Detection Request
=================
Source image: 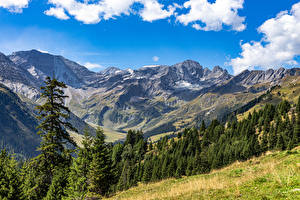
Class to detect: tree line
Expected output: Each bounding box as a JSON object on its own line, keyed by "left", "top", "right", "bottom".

{"left": 0, "top": 77, "right": 299, "bottom": 199}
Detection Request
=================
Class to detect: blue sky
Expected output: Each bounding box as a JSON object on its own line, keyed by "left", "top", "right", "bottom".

{"left": 0, "top": 0, "right": 299, "bottom": 74}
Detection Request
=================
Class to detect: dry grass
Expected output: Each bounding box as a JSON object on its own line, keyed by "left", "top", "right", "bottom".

{"left": 105, "top": 147, "right": 300, "bottom": 200}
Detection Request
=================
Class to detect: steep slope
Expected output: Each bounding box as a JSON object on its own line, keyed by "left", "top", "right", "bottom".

{"left": 0, "top": 52, "right": 40, "bottom": 99}
{"left": 236, "top": 75, "right": 300, "bottom": 121}
{"left": 0, "top": 82, "right": 97, "bottom": 157}
{"left": 0, "top": 84, "right": 40, "bottom": 157}
{"left": 105, "top": 147, "right": 300, "bottom": 200}
{"left": 9, "top": 49, "right": 97, "bottom": 88}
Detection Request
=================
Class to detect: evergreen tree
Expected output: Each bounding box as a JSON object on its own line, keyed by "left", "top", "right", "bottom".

{"left": 293, "top": 96, "right": 300, "bottom": 145}
{"left": 45, "top": 167, "right": 69, "bottom": 200}
{"left": 66, "top": 129, "right": 93, "bottom": 199}
{"left": 88, "top": 128, "right": 115, "bottom": 196}
{"left": 142, "top": 155, "right": 153, "bottom": 182}
{"left": 199, "top": 120, "right": 206, "bottom": 136}
{"left": 0, "top": 149, "right": 23, "bottom": 200}
{"left": 276, "top": 133, "right": 285, "bottom": 150}
{"left": 26, "top": 76, "right": 77, "bottom": 199}
{"left": 36, "top": 76, "right": 77, "bottom": 169}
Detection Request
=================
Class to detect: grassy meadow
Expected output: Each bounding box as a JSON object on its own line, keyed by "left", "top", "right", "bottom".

{"left": 105, "top": 147, "right": 300, "bottom": 200}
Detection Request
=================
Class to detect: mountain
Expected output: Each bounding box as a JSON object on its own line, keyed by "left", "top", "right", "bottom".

{"left": 0, "top": 52, "right": 40, "bottom": 99}
{"left": 0, "top": 83, "right": 40, "bottom": 157}
{"left": 1, "top": 49, "right": 300, "bottom": 139}
{"left": 8, "top": 50, "right": 97, "bottom": 88}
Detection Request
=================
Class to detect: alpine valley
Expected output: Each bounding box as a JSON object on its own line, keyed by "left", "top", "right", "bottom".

{"left": 1, "top": 49, "right": 300, "bottom": 155}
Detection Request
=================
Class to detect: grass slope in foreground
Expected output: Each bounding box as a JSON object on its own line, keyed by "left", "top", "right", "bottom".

{"left": 106, "top": 147, "right": 300, "bottom": 200}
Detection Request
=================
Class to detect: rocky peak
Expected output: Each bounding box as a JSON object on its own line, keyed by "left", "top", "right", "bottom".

{"left": 212, "top": 66, "right": 223, "bottom": 73}
{"left": 9, "top": 49, "right": 95, "bottom": 88}
{"left": 100, "top": 67, "right": 124, "bottom": 76}
{"left": 0, "top": 52, "right": 10, "bottom": 63}
{"left": 173, "top": 60, "right": 203, "bottom": 70}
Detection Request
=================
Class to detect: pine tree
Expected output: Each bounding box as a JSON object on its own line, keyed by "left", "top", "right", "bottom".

{"left": 35, "top": 76, "right": 77, "bottom": 169}
{"left": 45, "top": 166, "right": 69, "bottom": 200}
{"left": 142, "top": 155, "right": 153, "bottom": 182}
{"left": 27, "top": 76, "right": 77, "bottom": 199}
{"left": 293, "top": 96, "right": 300, "bottom": 145}
{"left": 66, "top": 128, "right": 93, "bottom": 199}
{"left": 276, "top": 133, "right": 285, "bottom": 150}
{"left": 0, "top": 149, "right": 23, "bottom": 200}
{"left": 88, "top": 128, "right": 115, "bottom": 196}
{"left": 199, "top": 120, "right": 206, "bottom": 136}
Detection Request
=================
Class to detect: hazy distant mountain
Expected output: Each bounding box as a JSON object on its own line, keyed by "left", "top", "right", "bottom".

{"left": 1, "top": 49, "right": 300, "bottom": 138}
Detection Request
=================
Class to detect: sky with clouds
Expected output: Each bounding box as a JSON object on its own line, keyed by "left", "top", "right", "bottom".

{"left": 0, "top": 0, "right": 299, "bottom": 74}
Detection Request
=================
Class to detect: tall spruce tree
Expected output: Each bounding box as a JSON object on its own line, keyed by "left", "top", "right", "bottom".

{"left": 36, "top": 76, "right": 77, "bottom": 168}
{"left": 0, "top": 149, "right": 23, "bottom": 200}
{"left": 88, "top": 128, "right": 115, "bottom": 196}
{"left": 293, "top": 96, "right": 300, "bottom": 146}
{"left": 66, "top": 128, "right": 93, "bottom": 199}
{"left": 31, "top": 76, "right": 77, "bottom": 199}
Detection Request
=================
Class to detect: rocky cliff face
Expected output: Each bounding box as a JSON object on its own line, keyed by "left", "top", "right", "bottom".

{"left": 1, "top": 50, "right": 299, "bottom": 137}
{"left": 9, "top": 50, "right": 97, "bottom": 88}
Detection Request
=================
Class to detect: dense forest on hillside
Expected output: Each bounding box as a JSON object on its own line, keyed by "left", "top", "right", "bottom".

{"left": 0, "top": 77, "right": 299, "bottom": 199}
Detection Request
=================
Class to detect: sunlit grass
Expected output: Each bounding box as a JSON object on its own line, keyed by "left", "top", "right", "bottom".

{"left": 105, "top": 147, "right": 300, "bottom": 200}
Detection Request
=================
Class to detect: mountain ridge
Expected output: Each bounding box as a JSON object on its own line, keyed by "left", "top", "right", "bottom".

{"left": 1, "top": 49, "right": 300, "bottom": 138}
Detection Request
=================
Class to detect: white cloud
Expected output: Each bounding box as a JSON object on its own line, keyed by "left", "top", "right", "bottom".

{"left": 84, "top": 62, "right": 104, "bottom": 70}
{"left": 152, "top": 56, "right": 159, "bottom": 62}
{"left": 177, "top": 0, "right": 245, "bottom": 31}
{"left": 45, "top": 0, "right": 174, "bottom": 24}
{"left": 230, "top": 2, "right": 300, "bottom": 75}
{"left": 139, "top": 0, "right": 175, "bottom": 22}
{"left": 0, "top": 0, "right": 29, "bottom": 13}
{"left": 44, "top": 7, "right": 70, "bottom": 20}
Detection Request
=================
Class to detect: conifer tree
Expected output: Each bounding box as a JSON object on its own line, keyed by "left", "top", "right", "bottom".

{"left": 24, "top": 76, "right": 77, "bottom": 199}
{"left": 293, "top": 96, "right": 300, "bottom": 145}
{"left": 0, "top": 149, "right": 23, "bottom": 200}
{"left": 276, "top": 133, "right": 285, "bottom": 150}
{"left": 66, "top": 128, "right": 93, "bottom": 199}
{"left": 45, "top": 166, "right": 69, "bottom": 200}
{"left": 36, "top": 76, "right": 77, "bottom": 169}
{"left": 88, "top": 128, "right": 115, "bottom": 196}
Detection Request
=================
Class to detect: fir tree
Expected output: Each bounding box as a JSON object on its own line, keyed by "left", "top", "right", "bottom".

{"left": 66, "top": 128, "right": 93, "bottom": 199}
{"left": 36, "top": 76, "right": 77, "bottom": 169}
{"left": 45, "top": 166, "right": 69, "bottom": 200}
{"left": 0, "top": 149, "right": 23, "bottom": 200}
{"left": 88, "top": 128, "right": 115, "bottom": 196}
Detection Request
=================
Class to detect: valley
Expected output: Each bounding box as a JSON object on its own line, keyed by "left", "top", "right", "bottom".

{"left": 1, "top": 49, "right": 300, "bottom": 145}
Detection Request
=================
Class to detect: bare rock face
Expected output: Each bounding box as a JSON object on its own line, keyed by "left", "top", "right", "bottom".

{"left": 0, "top": 52, "right": 40, "bottom": 99}
{"left": 9, "top": 50, "right": 97, "bottom": 88}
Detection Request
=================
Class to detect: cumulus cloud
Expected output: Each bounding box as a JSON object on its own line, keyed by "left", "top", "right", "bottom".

{"left": 230, "top": 2, "right": 300, "bottom": 75}
{"left": 45, "top": 7, "right": 70, "bottom": 20}
{"left": 0, "top": 0, "right": 29, "bottom": 13}
{"left": 152, "top": 56, "right": 159, "bottom": 62}
{"left": 2, "top": 0, "right": 247, "bottom": 32}
{"left": 45, "top": 0, "right": 174, "bottom": 24}
{"left": 177, "top": 0, "right": 245, "bottom": 31}
{"left": 139, "top": 0, "right": 175, "bottom": 22}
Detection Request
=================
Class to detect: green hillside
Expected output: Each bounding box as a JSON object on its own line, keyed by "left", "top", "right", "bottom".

{"left": 106, "top": 147, "right": 300, "bottom": 200}
{"left": 237, "top": 76, "right": 300, "bottom": 121}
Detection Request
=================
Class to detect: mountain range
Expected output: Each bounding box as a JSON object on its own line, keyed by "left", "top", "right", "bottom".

{"left": 1, "top": 49, "right": 300, "bottom": 152}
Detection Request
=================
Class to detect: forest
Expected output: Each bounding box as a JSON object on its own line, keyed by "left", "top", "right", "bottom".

{"left": 0, "top": 77, "right": 299, "bottom": 200}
